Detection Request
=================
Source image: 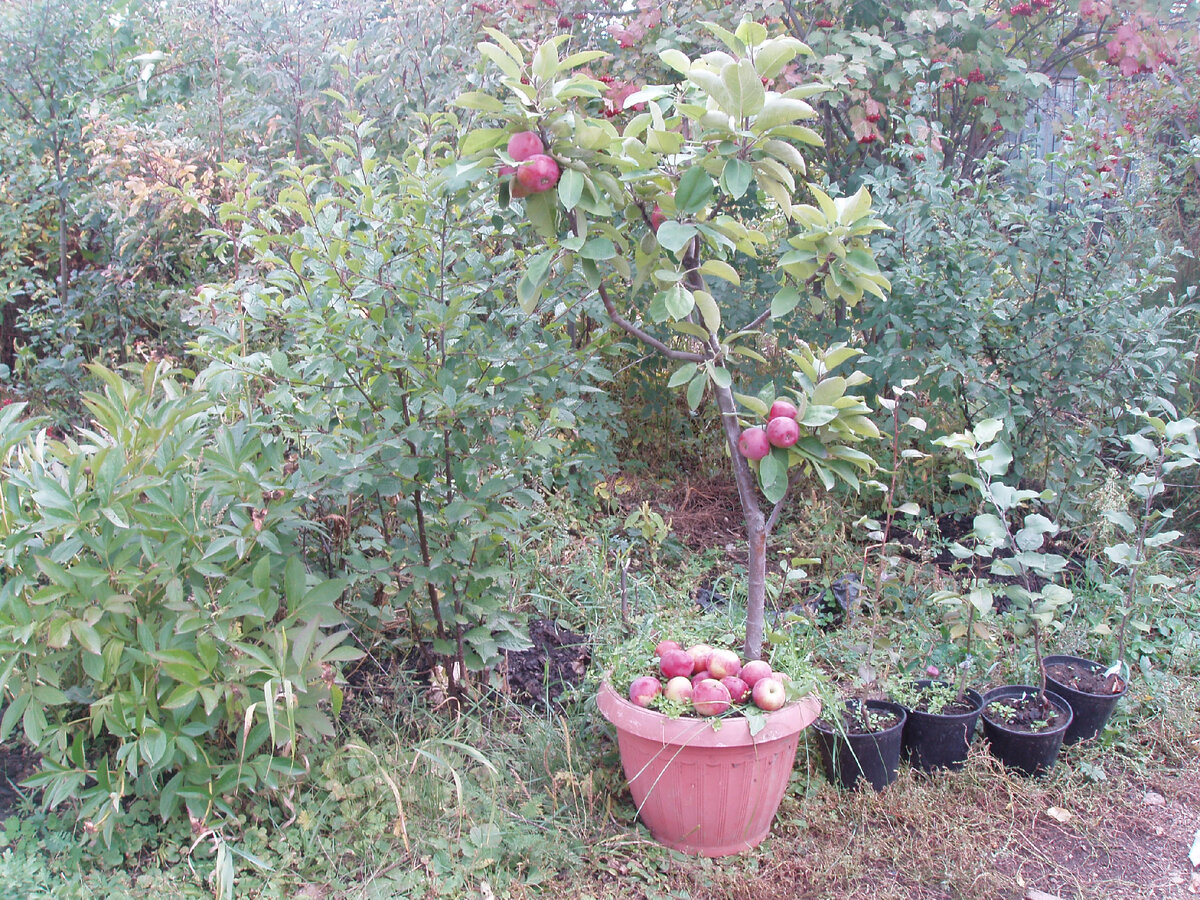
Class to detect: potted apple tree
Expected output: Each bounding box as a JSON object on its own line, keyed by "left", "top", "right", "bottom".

{"left": 457, "top": 20, "right": 890, "bottom": 852}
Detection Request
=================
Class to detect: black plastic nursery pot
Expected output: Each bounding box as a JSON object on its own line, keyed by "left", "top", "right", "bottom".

{"left": 980, "top": 685, "right": 1073, "bottom": 777}
{"left": 1043, "top": 654, "right": 1127, "bottom": 745}
{"left": 900, "top": 680, "right": 985, "bottom": 773}
{"left": 813, "top": 699, "right": 907, "bottom": 792}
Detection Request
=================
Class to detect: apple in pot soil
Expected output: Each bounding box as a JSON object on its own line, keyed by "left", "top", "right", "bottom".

{"left": 660, "top": 648, "right": 695, "bottom": 679}
{"left": 692, "top": 679, "right": 733, "bottom": 716}
{"left": 707, "top": 648, "right": 742, "bottom": 680}
{"left": 740, "top": 659, "right": 773, "bottom": 687}
{"left": 628, "top": 676, "right": 662, "bottom": 707}
{"left": 752, "top": 676, "right": 787, "bottom": 711}
{"left": 721, "top": 675, "right": 750, "bottom": 703}
{"left": 686, "top": 644, "right": 714, "bottom": 673}
{"left": 664, "top": 676, "right": 694, "bottom": 703}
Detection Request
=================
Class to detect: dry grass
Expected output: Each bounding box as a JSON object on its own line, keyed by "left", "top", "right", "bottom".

{"left": 526, "top": 729, "right": 1200, "bottom": 900}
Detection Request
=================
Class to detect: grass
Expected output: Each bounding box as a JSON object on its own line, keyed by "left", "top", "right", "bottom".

{"left": 2, "top": 497, "right": 1198, "bottom": 899}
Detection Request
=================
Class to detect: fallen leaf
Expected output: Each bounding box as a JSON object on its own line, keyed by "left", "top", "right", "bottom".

{"left": 1045, "top": 807, "right": 1072, "bottom": 824}
{"left": 1144, "top": 790, "right": 1166, "bottom": 806}
{"left": 1190, "top": 829, "right": 1200, "bottom": 868}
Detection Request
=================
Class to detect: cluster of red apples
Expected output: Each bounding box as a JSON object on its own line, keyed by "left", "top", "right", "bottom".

{"left": 737, "top": 397, "right": 801, "bottom": 461}
{"left": 505, "top": 131, "right": 561, "bottom": 197}
{"left": 627, "top": 641, "right": 789, "bottom": 716}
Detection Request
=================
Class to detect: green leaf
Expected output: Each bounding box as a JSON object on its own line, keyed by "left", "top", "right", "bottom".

{"left": 669, "top": 363, "right": 698, "bottom": 387}
{"left": 699, "top": 259, "right": 740, "bottom": 285}
{"left": 723, "top": 59, "right": 766, "bottom": 118}
{"left": 1101, "top": 510, "right": 1136, "bottom": 533}
{"left": 1104, "top": 543, "right": 1138, "bottom": 566}
{"left": 759, "top": 449, "right": 788, "bottom": 503}
{"left": 686, "top": 373, "right": 706, "bottom": 410}
{"left": 477, "top": 42, "right": 523, "bottom": 80}
{"left": 662, "top": 284, "right": 695, "bottom": 319}
{"left": 675, "top": 168, "right": 714, "bottom": 215}
{"left": 454, "top": 92, "right": 506, "bottom": 113}
{"left": 972, "top": 514, "right": 1008, "bottom": 548}
{"left": 722, "top": 159, "right": 752, "bottom": 199}
{"left": 687, "top": 68, "right": 735, "bottom": 113}
{"left": 771, "top": 285, "right": 802, "bottom": 318}
{"left": 580, "top": 237, "right": 616, "bottom": 260}
{"left": 735, "top": 392, "right": 769, "bottom": 418}
{"left": 798, "top": 405, "right": 838, "bottom": 427}
{"left": 753, "top": 97, "right": 816, "bottom": 132}
{"left": 1144, "top": 529, "right": 1183, "bottom": 548}
{"left": 707, "top": 363, "right": 732, "bottom": 389}
{"left": 694, "top": 290, "right": 721, "bottom": 333}
{"left": 742, "top": 704, "right": 767, "bottom": 736}
{"left": 517, "top": 250, "right": 554, "bottom": 314}
{"left": 973, "top": 418, "right": 1004, "bottom": 445}
{"left": 656, "top": 221, "right": 698, "bottom": 254}
{"left": 558, "top": 169, "right": 584, "bottom": 211}
{"left": 660, "top": 48, "right": 691, "bottom": 74}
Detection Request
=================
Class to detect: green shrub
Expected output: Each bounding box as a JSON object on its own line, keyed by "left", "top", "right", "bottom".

{"left": 0, "top": 364, "right": 360, "bottom": 840}
{"left": 193, "top": 113, "right": 618, "bottom": 692}
{"left": 834, "top": 147, "right": 1197, "bottom": 513}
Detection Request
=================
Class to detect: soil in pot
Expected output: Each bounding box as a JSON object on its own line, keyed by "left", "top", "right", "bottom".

{"left": 813, "top": 699, "right": 907, "bottom": 792}
{"left": 1044, "top": 654, "right": 1127, "bottom": 745}
{"left": 899, "top": 680, "right": 984, "bottom": 773}
{"left": 980, "top": 686, "right": 1073, "bottom": 777}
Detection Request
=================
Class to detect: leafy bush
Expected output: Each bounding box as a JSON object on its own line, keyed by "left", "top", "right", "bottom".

{"left": 832, "top": 147, "right": 1197, "bottom": 512}
{"left": 0, "top": 364, "right": 359, "bottom": 839}
{"left": 193, "top": 113, "right": 618, "bottom": 693}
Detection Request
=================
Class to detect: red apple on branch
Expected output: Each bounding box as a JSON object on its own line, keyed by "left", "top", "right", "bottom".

{"left": 507, "top": 130, "right": 544, "bottom": 162}
{"left": 766, "top": 416, "right": 800, "bottom": 448}
{"left": 768, "top": 398, "right": 798, "bottom": 421}
{"left": 516, "top": 154, "right": 560, "bottom": 193}
{"left": 738, "top": 426, "right": 770, "bottom": 460}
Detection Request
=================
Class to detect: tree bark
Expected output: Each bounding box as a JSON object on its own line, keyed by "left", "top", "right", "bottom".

{"left": 711, "top": 382, "right": 770, "bottom": 659}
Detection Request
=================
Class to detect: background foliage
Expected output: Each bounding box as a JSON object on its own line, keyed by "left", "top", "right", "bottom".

{"left": 0, "top": 0, "right": 1195, "bottom": 891}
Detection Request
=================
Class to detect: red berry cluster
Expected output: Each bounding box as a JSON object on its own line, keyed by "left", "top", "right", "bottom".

{"left": 1009, "top": 2, "right": 1034, "bottom": 15}
{"left": 967, "top": 68, "right": 986, "bottom": 84}
{"left": 815, "top": 18, "right": 836, "bottom": 28}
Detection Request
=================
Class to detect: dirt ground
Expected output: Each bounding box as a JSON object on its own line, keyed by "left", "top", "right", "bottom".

{"left": 555, "top": 748, "right": 1200, "bottom": 900}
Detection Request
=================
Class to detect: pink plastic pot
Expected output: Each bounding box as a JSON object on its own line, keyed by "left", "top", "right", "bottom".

{"left": 597, "top": 682, "right": 820, "bottom": 857}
